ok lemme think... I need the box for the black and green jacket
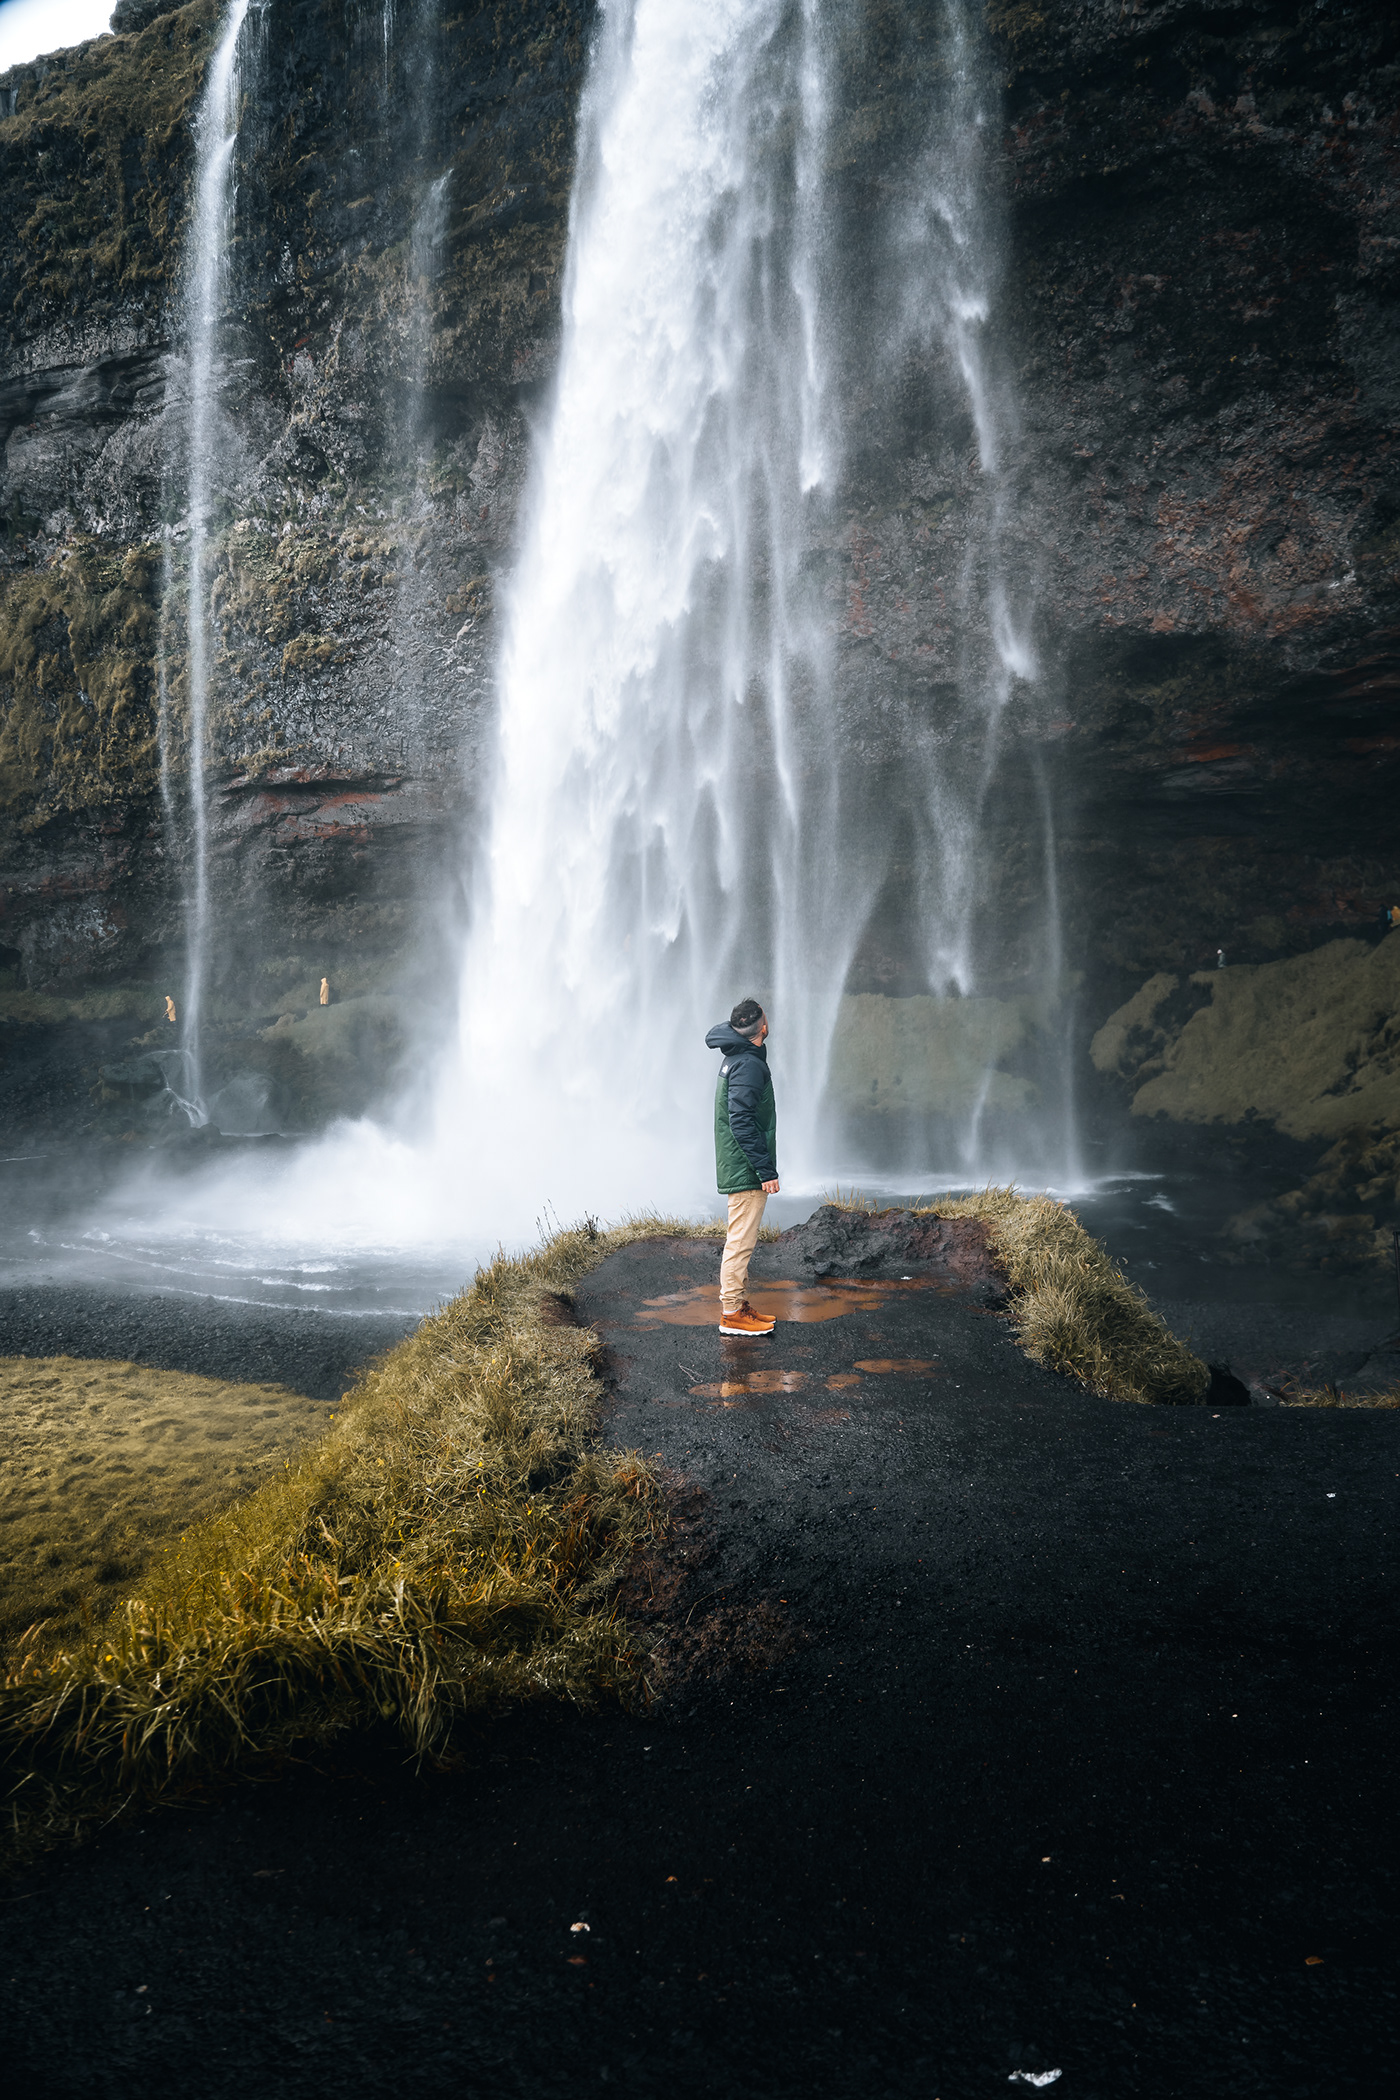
[706,1022,778,1193]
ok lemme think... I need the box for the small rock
[1206,1362,1251,1407]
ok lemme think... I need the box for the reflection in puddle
[687,1360,937,1402]
[637,1278,937,1327]
[689,1369,811,1397]
[683,1371,858,1426]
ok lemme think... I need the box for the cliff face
[0,0,592,1126]
[1000,0,1400,979]
[0,0,1396,1227]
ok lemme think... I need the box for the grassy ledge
[0,1190,1201,1854]
[0,1217,710,1857]
[834,1187,1210,1406]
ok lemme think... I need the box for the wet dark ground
[0,1284,409,1399]
[1,1225,1398,2098]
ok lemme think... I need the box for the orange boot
[718,1300,775,1335]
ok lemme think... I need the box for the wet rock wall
[0,0,593,1125]
[1002,0,1400,979]
[0,0,1397,1178]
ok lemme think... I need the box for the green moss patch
[1111,934,1400,1142]
[829,990,1052,1118]
[0,542,161,821]
[0,983,160,1026]
[1223,1123,1400,1278]
[0,1356,328,1654]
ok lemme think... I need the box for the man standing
[706,998,780,1337]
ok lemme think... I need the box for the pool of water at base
[0,1148,474,1322]
[0,1148,1390,1330]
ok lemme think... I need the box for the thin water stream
[157,0,252,1112]
[388,0,451,769]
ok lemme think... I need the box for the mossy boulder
[1093,933,1400,1143]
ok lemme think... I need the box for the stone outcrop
[995,0,1400,987]
[0,1,1396,1198]
[773,1203,1008,1302]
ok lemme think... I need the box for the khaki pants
[720,1188,767,1312]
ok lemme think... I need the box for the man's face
[751,1012,769,1044]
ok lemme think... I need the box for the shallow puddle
[636,1277,939,1327]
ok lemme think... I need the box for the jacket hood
[706,1021,764,1056]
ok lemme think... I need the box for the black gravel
[0,1285,415,1400]
[1,1224,1397,2098]
[1151,1296,1400,1400]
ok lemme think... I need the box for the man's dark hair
[730,997,764,1033]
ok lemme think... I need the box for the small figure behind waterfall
[706,1000,780,1337]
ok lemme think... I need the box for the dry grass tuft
[1282,1383,1400,1410]
[0,1217,687,1852]
[831,1186,1209,1406]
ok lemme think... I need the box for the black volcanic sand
[1149,1295,1400,1401]
[0,1285,415,1401]
[1,1219,1398,2099]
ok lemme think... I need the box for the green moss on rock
[1095,933,1400,1142]
[0,541,161,819]
[0,2,219,327]
[828,989,1063,1117]
[0,983,161,1026]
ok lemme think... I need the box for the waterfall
[897,1,1035,997]
[429,0,1073,1228]
[391,164,453,766]
[159,0,250,1111]
[128,0,1076,1254]
[859,0,1077,1179]
[437,0,850,1222]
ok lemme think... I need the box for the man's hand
[762,1178,780,1195]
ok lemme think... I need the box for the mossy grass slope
[834,1186,1210,1406]
[0,1355,330,1653]
[0,1217,706,1853]
[1282,1384,1400,1410]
